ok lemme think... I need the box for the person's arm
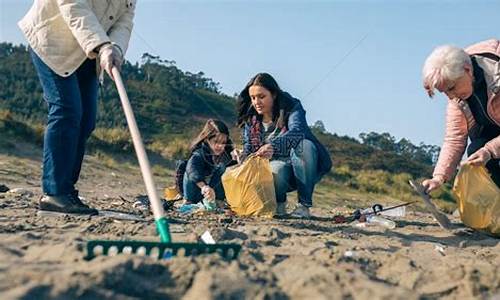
[242,124,253,159]
[483,135,500,159]
[185,153,207,186]
[432,102,468,182]
[269,103,307,158]
[56,0,111,58]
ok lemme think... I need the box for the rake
[85,68,241,260]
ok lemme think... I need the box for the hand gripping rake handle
[112,68,171,242]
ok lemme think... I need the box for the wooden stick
[409,180,452,230]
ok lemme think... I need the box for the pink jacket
[433,39,500,181]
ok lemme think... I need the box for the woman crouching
[237,73,332,218]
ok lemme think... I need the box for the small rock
[458,241,467,248]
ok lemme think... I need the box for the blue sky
[1,0,498,146]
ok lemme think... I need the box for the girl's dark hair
[237,72,293,128]
[190,119,234,155]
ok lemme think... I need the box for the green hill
[0,42,455,204]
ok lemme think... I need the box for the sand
[0,151,499,300]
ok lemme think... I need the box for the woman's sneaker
[275,202,287,216]
[291,204,310,218]
[39,194,98,215]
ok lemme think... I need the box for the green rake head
[85,240,242,260]
[85,218,242,260]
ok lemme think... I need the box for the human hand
[201,185,215,201]
[231,149,242,164]
[98,43,123,81]
[421,176,444,194]
[256,144,273,159]
[462,147,491,166]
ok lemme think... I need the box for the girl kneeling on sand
[182,119,235,205]
[237,73,332,218]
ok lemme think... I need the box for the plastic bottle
[202,198,217,211]
[380,206,406,217]
[366,215,396,229]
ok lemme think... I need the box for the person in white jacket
[18,0,136,214]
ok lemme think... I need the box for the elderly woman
[18,0,136,214]
[421,39,500,193]
[237,73,332,218]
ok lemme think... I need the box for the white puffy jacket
[18,0,136,77]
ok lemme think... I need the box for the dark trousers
[467,138,500,188]
[30,49,98,195]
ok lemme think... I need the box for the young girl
[182,119,235,204]
[237,73,332,218]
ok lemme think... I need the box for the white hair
[422,45,471,97]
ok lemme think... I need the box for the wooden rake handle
[112,68,165,222]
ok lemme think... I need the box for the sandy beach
[0,149,499,300]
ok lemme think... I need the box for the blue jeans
[183,165,226,203]
[30,49,98,196]
[270,139,319,207]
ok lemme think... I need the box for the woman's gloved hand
[421,175,445,194]
[98,43,123,81]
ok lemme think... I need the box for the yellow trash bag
[222,155,277,217]
[452,164,500,235]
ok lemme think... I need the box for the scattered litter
[178,202,205,214]
[0,184,9,193]
[343,250,357,258]
[132,197,149,211]
[202,198,217,211]
[380,206,406,217]
[354,222,367,228]
[7,188,34,197]
[164,186,182,201]
[366,215,396,229]
[434,244,446,256]
[200,231,216,244]
[98,210,145,221]
[37,209,145,222]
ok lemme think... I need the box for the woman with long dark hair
[237,73,332,218]
[182,119,234,204]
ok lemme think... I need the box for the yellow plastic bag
[222,155,277,217]
[452,164,500,235]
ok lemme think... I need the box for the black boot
[39,193,98,215]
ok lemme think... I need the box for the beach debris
[37,209,145,222]
[201,231,216,244]
[164,186,182,201]
[178,202,205,214]
[6,188,33,197]
[343,250,357,258]
[366,215,396,229]
[202,198,217,211]
[132,195,150,211]
[333,201,414,225]
[0,184,9,193]
[434,244,446,256]
[380,206,406,217]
